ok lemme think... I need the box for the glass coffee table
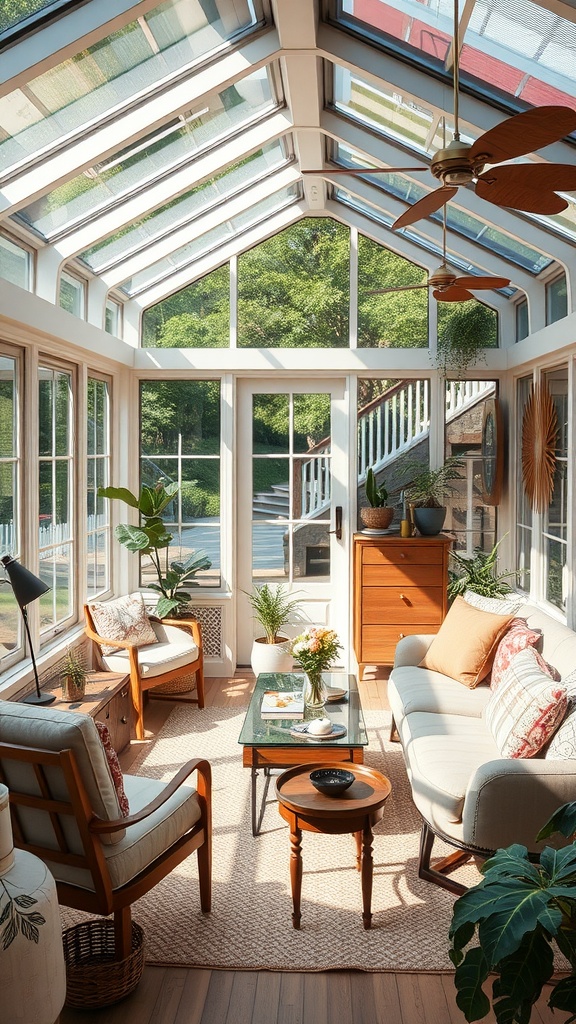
[238,671,368,835]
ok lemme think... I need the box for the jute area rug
[63,706,484,972]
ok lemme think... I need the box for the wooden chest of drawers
[353,534,451,676]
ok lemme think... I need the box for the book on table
[260,689,305,719]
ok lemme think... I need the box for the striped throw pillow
[484,647,567,758]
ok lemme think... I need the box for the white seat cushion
[388,665,491,723]
[102,636,199,678]
[46,774,202,892]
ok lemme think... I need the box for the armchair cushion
[0,701,125,844]
[101,621,198,679]
[88,592,158,655]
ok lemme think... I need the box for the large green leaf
[453,946,490,1021]
[98,485,139,509]
[549,975,576,1021]
[480,845,540,881]
[538,802,576,841]
[155,596,181,619]
[478,884,562,963]
[115,524,152,552]
[539,843,576,884]
[492,929,554,1024]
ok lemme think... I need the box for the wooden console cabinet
[45,672,132,754]
[353,533,452,677]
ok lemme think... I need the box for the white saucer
[361,527,396,536]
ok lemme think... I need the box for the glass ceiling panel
[79,142,290,271]
[334,186,516,295]
[334,1,576,123]
[0,0,82,39]
[334,143,552,275]
[0,0,262,176]
[16,68,278,240]
[117,183,301,296]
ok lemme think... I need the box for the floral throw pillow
[95,721,130,817]
[489,618,542,691]
[545,669,576,760]
[88,592,158,655]
[484,647,567,759]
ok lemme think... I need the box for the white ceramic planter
[0,785,66,1024]
[250,637,293,677]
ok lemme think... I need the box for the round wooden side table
[275,762,392,930]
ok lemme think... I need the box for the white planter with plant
[246,584,300,676]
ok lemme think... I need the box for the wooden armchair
[0,699,211,963]
[84,604,205,740]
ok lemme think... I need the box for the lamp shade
[1,556,50,609]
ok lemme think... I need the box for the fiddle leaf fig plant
[98,481,211,619]
[449,800,576,1024]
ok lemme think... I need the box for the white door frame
[236,377,351,669]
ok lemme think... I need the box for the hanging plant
[435,300,498,377]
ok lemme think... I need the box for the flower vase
[303,672,327,710]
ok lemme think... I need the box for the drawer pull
[121,716,128,725]
[400,593,407,602]
[399,633,405,639]
[400,552,406,559]
[121,690,128,699]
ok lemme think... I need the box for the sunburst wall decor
[521,383,558,512]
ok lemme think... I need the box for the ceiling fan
[367,206,510,302]
[304,0,576,230]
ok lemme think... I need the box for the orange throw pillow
[419,596,515,688]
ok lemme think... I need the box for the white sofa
[387,601,576,893]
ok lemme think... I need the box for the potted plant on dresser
[360,468,394,531]
[247,584,301,676]
[60,647,87,702]
[403,456,464,536]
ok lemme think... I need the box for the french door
[236,379,351,668]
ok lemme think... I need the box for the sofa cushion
[484,647,567,758]
[398,710,501,824]
[463,590,526,615]
[88,592,158,655]
[490,618,543,691]
[419,596,515,688]
[388,665,491,723]
[545,669,576,759]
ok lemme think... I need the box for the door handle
[329,506,343,541]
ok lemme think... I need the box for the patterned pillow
[545,669,576,760]
[484,647,567,758]
[88,592,157,656]
[95,721,130,817]
[489,618,543,691]
[463,590,525,615]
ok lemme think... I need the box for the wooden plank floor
[59,670,567,1024]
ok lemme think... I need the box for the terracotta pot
[360,506,394,530]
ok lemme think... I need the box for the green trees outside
[358,233,428,347]
[0,0,52,34]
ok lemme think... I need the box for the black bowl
[309,767,355,796]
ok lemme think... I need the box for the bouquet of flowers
[291,627,342,677]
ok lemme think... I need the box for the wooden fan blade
[456,275,510,290]
[392,186,457,231]
[434,286,474,302]
[367,283,429,295]
[475,172,568,214]
[302,166,428,175]
[470,106,576,165]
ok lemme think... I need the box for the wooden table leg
[289,818,303,929]
[354,830,362,872]
[360,823,374,930]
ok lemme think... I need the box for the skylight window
[117,183,301,296]
[0,0,263,176]
[16,69,279,240]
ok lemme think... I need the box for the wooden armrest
[84,620,137,653]
[89,757,212,834]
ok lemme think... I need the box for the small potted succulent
[360,468,394,531]
[60,647,87,702]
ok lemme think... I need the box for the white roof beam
[0,32,282,213]
[133,201,306,308]
[271,0,320,48]
[49,110,293,256]
[102,164,300,288]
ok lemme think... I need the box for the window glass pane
[105,299,121,337]
[516,375,533,592]
[0,357,18,649]
[142,265,230,348]
[437,300,498,376]
[358,234,428,348]
[0,0,79,37]
[543,368,567,611]
[119,185,300,298]
[59,271,85,318]
[293,394,330,453]
[546,275,568,325]
[252,522,288,580]
[238,220,349,348]
[87,377,110,598]
[444,381,498,555]
[516,299,529,342]
[0,235,31,289]
[253,395,289,454]
[140,380,221,588]
[0,0,261,174]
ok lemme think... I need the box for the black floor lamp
[1,555,56,705]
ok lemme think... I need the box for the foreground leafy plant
[98,481,211,618]
[449,801,576,1024]
[448,536,522,602]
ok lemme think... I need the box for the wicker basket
[63,920,145,1009]
[151,670,197,695]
